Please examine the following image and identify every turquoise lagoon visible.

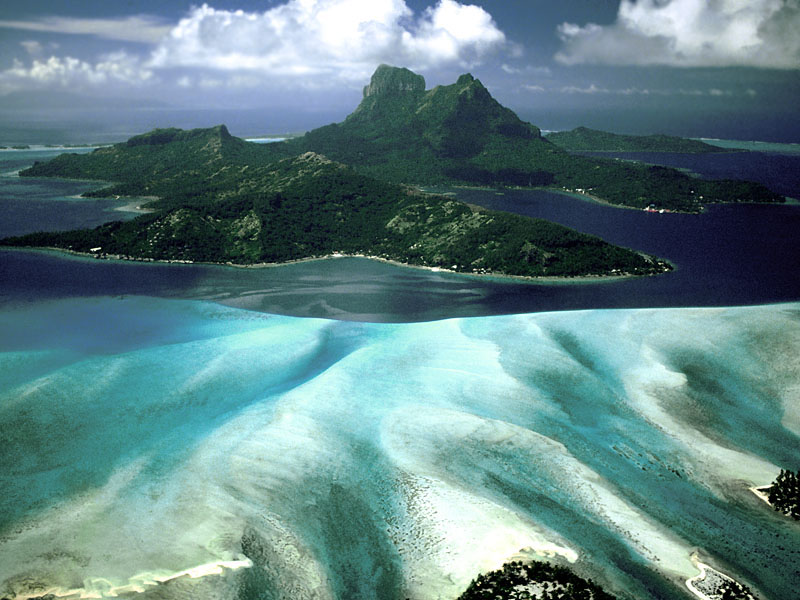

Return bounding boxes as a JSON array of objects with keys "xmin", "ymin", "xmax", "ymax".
[{"xmin": 1, "ymin": 298, "xmax": 799, "ymax": 599}]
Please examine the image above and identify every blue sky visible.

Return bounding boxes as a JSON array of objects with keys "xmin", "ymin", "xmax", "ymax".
[{"xmin": 1, "ymin": 1, "xmax": 798, "ymax": 140}]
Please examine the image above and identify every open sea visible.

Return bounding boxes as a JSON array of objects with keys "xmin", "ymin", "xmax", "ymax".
[{"xmin": 1, "ymin": 145, "xmax": 799, "ymax": 600}]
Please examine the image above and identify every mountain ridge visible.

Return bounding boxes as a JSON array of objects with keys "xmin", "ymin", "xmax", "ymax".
[
  {"xmin": 20, "ymin": 65, "xmax": 783, "ymax": 211},
  {"xmin": 278, "ymin": 65, "xmax": 781, "ymax": 209}
]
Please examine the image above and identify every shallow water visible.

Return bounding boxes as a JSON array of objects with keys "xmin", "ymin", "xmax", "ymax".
[{"xmin": 1, "ymin": 299, "xmax": 798, "ymax": 600}]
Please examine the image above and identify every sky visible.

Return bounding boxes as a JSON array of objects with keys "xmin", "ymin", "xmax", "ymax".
[{"xmin": 1, "ymin": 0, "xmax": 798, "ymax": 141}]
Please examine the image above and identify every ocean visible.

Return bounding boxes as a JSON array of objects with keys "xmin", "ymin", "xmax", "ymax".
[{"xmin": 0, "ymin": 145, "xmax": 799, "ymax": 600}]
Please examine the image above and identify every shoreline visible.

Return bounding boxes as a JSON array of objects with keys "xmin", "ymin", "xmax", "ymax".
[
  {"xmin": 66, "ymin": 194, "xmax": 157, "ymax": 214},
  {"xmin": 429, "ymin": 184, "xmax": 702, "ymax": 214},
  {"xmin": 685, "ymin": 556, "xmax": 756, "ymax": 600},
  {"xmin": 748, "ymin": 485, "xmax": 773, "ymax": 507},
  {"xmin": 113, "ymin": 199, "xmax": 156, "ymax": 214},
  {"xmin": 1, "ymin": 245, "xmax": 662, "ymax": 285},
  {"xmin": 547, "ymin": 188, "xmax": 703, "ymax": 214},
  {"xmin": 9, "ymin": 557, "xmax": 252, "ymax": 600}
]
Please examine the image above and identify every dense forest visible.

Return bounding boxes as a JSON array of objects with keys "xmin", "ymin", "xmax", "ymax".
[
  {"xmin": 6, "ymin": 152, "xmax": 668, "ymax": 277},
  {"xmin": 457, "ymin": 560, "xmax": 616, "ymax": 600}
]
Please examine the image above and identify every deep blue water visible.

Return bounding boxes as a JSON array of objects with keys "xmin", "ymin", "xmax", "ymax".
[{"xmin": 0, "ymin": 148, "xmax": 144, "ymax": 237}]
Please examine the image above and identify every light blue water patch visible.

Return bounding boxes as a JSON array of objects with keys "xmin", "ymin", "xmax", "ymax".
[
  {"xmin": 0, "ymin": 298, "xmax": 368, "ymax": 526},
  {"xmin": 696, "ymin": 138, "xmax": 800, "ymax": 154},
  {"xmin": 1, "ymin": 299, "xmax": 799, "ymax": 600}
]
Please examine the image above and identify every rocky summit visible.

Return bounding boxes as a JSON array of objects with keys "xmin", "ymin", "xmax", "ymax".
[{"xmin": 362, "ymin": 64, "xmax": 425, "ymax": 97}]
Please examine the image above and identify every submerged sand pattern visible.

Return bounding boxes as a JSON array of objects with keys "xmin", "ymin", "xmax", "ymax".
[{"xmin": 1, "ymin": 301, "xmax": 799, "ymax": 599}]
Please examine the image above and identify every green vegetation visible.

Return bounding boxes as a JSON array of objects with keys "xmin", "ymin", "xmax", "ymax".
[
  {"xmin": 457, "ymin": 560, "xmax": 616, "ymax": 600},
  {"xmin": 6, "ymin": 152, "xmax": 667, "ymax": 277},
  {"xmin": 546, "ymin": 127, "xmax": 730, "ymax": 154},
  {"xmin": 718, "ymin": 579, "xmax": 756, "ymax": 600},
  {"xmin": 21, "ymin": 66, "xmax": 782, "ymax": 213},
  {"xmin": 21, "ymin": 125, "xmax": 289, "ymax": 201},
  {"xmin": 8, "ymin": 65, "xmax": 783, "ymax": 274},
  {"xmin": 274, "ymin": 66, "xmax": 780, "ymax": 211},
  {"xmin": 768, "ymin": 468, "xmax": 800, "ymax": 519}
]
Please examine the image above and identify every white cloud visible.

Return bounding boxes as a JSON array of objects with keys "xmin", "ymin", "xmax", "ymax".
[
  {"xmin": 20, "ymin": 41, "xmax": 44, "ymax": 57},
  {"xmin": 502, "ymin": 63, "xmax": 551, "ymax": 76},
  {"xmin": 555, "ymin": 0, "xmax": 800, "ymax": 69},
  {"xmin": 560, "ymin": 83, "xmax": 610, "ymax": 94},
  {"xmin": 0, "ymin": 1, "xmax": 507, "ymax": 99},
  {"xmin": 0, "ymin": 15, "xmax": 172, "ymax": 44},
  {"xmin": 0, "ymin": 53, "xmax": 153, "ymax": 95},
  {"xmin": 148, "ymin": 0, "xmax": 506, "ymax": 82}
]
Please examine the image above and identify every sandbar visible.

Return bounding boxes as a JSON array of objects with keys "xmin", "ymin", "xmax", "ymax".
[{"xmin": 685, "ymin": 556, "xmax": 755, "ymax": 600}]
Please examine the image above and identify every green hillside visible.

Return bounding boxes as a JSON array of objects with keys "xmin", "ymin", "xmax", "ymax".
[
  {"xmin": 547, "ymin": 126, "xmax": 730, "ymax": 153},
  {"xmin": 22, "ymin": 124, "xmax": 290, "ymax": 201},
  {"xmin": 7, "ymin": 151, "xmax": 668, "ymax": 277},
  {"xmin": 458, "ymin": 560, "xmax": 616, "ymax": 600},
  {"xmin": 21, "ymin": 65, "xmax": 783, "ymax": 212},
  {"xmin": 280, "ymin": 66, "xmax": 781, "ymax": 211}
]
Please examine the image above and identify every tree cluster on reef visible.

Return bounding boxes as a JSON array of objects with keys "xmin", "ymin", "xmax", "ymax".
[
  {"xmin": 457, "ymin": 560, "xmax": 616, "ymax": 600},
  {"xmin": 768, "ymin": 468, "xmax": 800, "ymax": 519},
  {"xmin": 718, "ymin": 579, "xmax": 756, "ymax": 600}
]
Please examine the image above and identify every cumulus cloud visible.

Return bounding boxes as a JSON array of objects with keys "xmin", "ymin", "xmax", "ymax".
[
  {"xmin": 0, "ymin": 15, "xmax": 172, "ymax": 44},
  {"xmin": 0, "ymin": 53, "xmax": 153, "ymax": 95},
  {"xmin": 148, "ymin": 0, "xmax": 506, "ymax": 82},
  {"xmin": 555, "ymin": 0, "xmax": 800, "ymax": 69},
  {"xmin": 0, "ymin": 0, "xmax": 507, "ymax": 98}
]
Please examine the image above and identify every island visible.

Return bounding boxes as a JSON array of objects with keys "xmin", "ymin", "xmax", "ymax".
[
  {"xmin": 458, "ymin": 558, "xmax": 758, "ymax": 600},
  {"xmin": 278, "ymin": 66, "xmax": 782, "ymax": 211},
  {"xmin": 4, "ymin": 65, "xmax": 785, "ymax": 275},
  {"xmin": 767, "ymin": 468, "xmax": 800, "ymax": 520},
  {"xmin": 4, "ymin": 148, "xmax": 667, "ymax": 278},
  {"xmin": 546, "ymin": 126, "xmax": 733, "ymax": 154},
  {"xmin": 20, "ymin": 66, "xmax": 784, "ymax": 215}
]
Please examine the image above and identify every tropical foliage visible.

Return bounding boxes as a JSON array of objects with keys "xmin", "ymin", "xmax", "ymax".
[
  {"xmin": 768, "ymin": 468, "xmax": 800, "ymax": 519},
  {"xmin": 8, "ymin": 151, "xmax": 668, "ymax": 276},
  {"xmin": 457, "ymin": 560, "xmax": 616, "ymax": 600}
]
